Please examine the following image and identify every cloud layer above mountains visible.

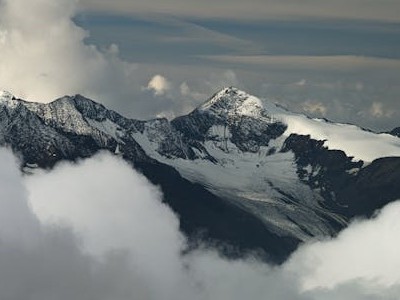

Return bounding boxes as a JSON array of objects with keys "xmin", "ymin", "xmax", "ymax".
[
  {"xmin": 0, "ymin": 0, "xmax": 240, "ymax": 120},
  {"xmin": 0, "ymin": 147, "xmax": 399, "ymax": 299},
  {"xmin": 81, "ymin": 0, "xmax": 400, "ymax": 22},
  {"xmin": 1, "ymin": 0, "xmax": 399, "ymax": 131},
  {"xmin": 0, "ymin": 0, "xmax": 143, "ymax": 112}
]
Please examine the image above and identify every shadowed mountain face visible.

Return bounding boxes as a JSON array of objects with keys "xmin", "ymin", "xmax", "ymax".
[
  {"xmin": 390, "ymin": 127, "xmax": 400, "ymax": 137},
  {"xmin": 1, "ymin": 88, "xmax": 399, "ymax": 263}
]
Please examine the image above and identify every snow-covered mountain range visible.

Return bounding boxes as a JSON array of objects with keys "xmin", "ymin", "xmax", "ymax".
[{"xmin": 1, "ymin": 87, "xmax": 400, "ymax": 263}]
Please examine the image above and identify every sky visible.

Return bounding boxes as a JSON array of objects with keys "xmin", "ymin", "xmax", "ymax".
[{"xmin": 0, "ymin": 0, "xmax": 399, "ymax": 131}]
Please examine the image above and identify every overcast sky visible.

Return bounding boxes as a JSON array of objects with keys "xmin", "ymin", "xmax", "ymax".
[
  {"xmin": 0, "ymin": 0, "xmax": 399, "ymax": 131},
  {"xmin": 77, "ymin": 0, "xmax": 400, "ymax": 131}
]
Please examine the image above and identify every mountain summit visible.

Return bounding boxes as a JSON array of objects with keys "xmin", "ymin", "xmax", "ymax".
[
  {"xmin": 198, "ymin": 87, "xmax": 277, "ymax": 118},
  {"xmin": 1, "ymin": 88, "xmax": 400, "ymax": 263}
]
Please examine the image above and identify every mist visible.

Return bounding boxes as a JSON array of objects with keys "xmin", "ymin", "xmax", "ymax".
[{"xmin": 0, "ymin": 147, "xmax": 398, "ymax": 299}]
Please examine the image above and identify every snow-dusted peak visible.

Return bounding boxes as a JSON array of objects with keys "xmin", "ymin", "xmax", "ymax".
[
  {"xmin": 0, "ymin": 90, "xmax": 19, "ymax": 109},
  {"xmin": 197, "ymin": 87, "xmax": 286, "ymax": 121},
  {"xmin": 390, "ymin": 127, "xmax": 400, "ymax": 138},
  {"xmin": 195, "ymin": 87, "xmax": 400, "ymax": 162},
  {"xmin": 0, "ymin": 90, "xmax": 14, "ymax": 99}
]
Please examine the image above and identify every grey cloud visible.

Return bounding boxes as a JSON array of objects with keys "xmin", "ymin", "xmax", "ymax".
[
  {"xmin": 0, "ymin": 149, "xmax": 142, "ymax": 300},
  {"xmin": 203, "ymin": 55, "xmax": 400, "ymax": 71},
  {"xmin": 76, "ymin": 11, "xmax": 400, "ymax": 131},
  {"xmin": 0, "ymin": 0, "xmax": 147, "ymax": 117},
  {"xmin": 302, "ymin": 101, "xmax": 328, "ymax": 116},
  {"xmin": 80, "ymin": 0, "xmax": 400, "ymax": 22},
  {"xmin": 193, "ymin": 55, "xmax": 399, "ymax": 131},
  {"xmin": 1, "ymin": 148, "xmax": 400, "ymax": 299},
  {"xmin": 0, "ymin": 0, "xmax": 252, "ymax": 121},
  {"xmin": 1, "ymin": 0, "xmax": 398, "ymax": 133}
]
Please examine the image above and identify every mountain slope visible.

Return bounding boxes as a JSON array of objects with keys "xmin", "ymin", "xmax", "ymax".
[
  {"xmin": 1, "ymin": 88, "xmax": 400, "ymax": 263},
  {"xmin": 390, "ymin": 127, "xmax": 400, "ymax": 137}
]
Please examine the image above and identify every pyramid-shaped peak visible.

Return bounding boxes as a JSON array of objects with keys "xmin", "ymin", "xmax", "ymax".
[
  {"xmin": 198, "ymin": 87, "xmax": 276, "ymax": 119},
  {"xmin": 0, "ymin": 90, "xmax": 19, "ymax": 109},
  {"xmin": 200, "ymin": 86, "xmax": 257, "ymax": 108},
  {"xmin": 209, "ymin": 86, "xmax": 249, "ymax": 100},
  {"xmin": 0, "ymin": 90, "xmax": 15, "ymax": 100}
]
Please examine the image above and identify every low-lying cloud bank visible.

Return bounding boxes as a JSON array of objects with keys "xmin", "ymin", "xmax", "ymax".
[{"xmin": 1, "ymin": 147, "xmax": 399, "ymax": 299}]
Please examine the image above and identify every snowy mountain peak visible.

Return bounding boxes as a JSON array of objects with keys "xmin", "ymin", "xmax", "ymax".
[
  {"xmin": 198, "ymin": 87, "xmax": 280, "ymax": 120},
  {"xmin": 1, "ymin": 87, "xmax": 400, "ymax": 262},
  {"xmin": 0, "ymin": 90, "xmax": 14, "ymax": 99},
  {"xmin": 0, "ymin": 90, "xmax": 19, "ymax": 109},
  {"xmin": 390, "ymin": 127, "xmax": 400, "ymax": 138}
]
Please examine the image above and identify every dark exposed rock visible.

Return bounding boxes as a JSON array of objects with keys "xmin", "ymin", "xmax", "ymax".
[
  {"xmin": 389, "ymin": 127, "xmax": 400, "ymax": 137},
  {"xmin": 1, "ymin": 88, "xmax": 399, "ymax": 264}
]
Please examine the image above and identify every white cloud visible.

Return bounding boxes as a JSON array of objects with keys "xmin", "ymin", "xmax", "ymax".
[
  {"xmin": 0, "ymin": 0, "xmax": 147, "ymax": 115},
  {"xmin": 142, "ymin": 70, "xmax": 240, "ymax": 119},
  {"xmin": 0, "ymin": 148, "xmax": 150, "ymax": 300},
  {"xmin": 26, "ymin": 153, "xmax": 189, "ymax": 299},
  {"xmin": 286, "ymin": 201, "xmax": 400, "ymax": 292},
  {"xmin": 0, "ymin": 0, "xmax": 204, "ymax": 120},
  {"xmin": 205, "ymin": 69, "xmax": 240, "ymax": 91},
  {"xmin": 295, "ymin": 79, "xmax": 307, "ymax": 86},
  {"xmin": 145, "ymin": 74, "xmax": 172, "ymax": 96},
  {"xmin": 180, "ymin": 81, "xmax": 191, "ymax": 96},
  {"xmin": 180, "ymin": 81, "xmax": 207, "ymax": 101},
  {"xmin": 0, "ymin": 147, "xmax": 398, "ymax": 299},
  {"xmin": 371, "ymin": 102, "xmax": 384, "ymax": 117},
  {"xmin": 0, "ymin": 148, "xmax": 41, "ymax": 247},
  {"xmin": 369, "ymin": 102, "xmax": 394, "ymax": 118},
  {"xmin": 302, "ymin": 100, "xmax": 328, "ymax": 116}
]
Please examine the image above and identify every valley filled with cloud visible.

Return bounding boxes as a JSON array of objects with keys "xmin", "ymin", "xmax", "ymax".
[{"xmin": 0, "ymin": 148, "xmax": 399, "ymax": 300}]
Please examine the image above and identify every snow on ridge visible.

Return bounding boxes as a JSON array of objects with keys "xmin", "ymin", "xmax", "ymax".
[
  {"xmin": 86, "ymin": 118, "xmax": 123, "ymax": 143},
  {"xmin": 198, "ymin": 87, "xmax": 284, "ymax": 119},
  {"xmin": 198, "ymin": 87, "xmax": 235, "ymax": 110},
  {"xmin": 281, "ymin": 114, "xmax": 400, "ymax": 162},
  {"xmin": 0, "ymin": 90, "xmax": 14, "ymax": 99},
  {"xmin": 0, "ymin": 90, "xmax": 19, "ymax": 109},
  {"xmin": 198, "ymin": 87, "xmax": 400, "ymax": 162}
]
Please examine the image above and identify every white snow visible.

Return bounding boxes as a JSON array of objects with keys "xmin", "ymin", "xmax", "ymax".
[
  {"xmin": 132, "ymin": 128, "xmax": 343, "ymax": 240},
  {"xmin": 5, "ymin": 87, "xmax": 397, "ymax": 240},
  {"xmin": 200, "ymin": 88, "xmax": 400, "ymax": 162},
  {"xmin": 24, "ymin": 98, "xmax": 95, "ymax": 135},
  {"xmin": 26, "ymin": 163, "xmax": 38, "ymax": 168},
  {"xmin": 280, "ymin": 114, "xmax": 400, "ymax": 162},
  {"xmin": 0, "ymin": 90, "xmax": 18, "ymax": 109},
  {"xmin": 86, "ymin": 118, "xmax": 124, "ymax": 143},
  {"xmin": 0, "ymin": 90, "xmax": 13, "ymax": 99},
  {"xmin": 129, "ymin": 88, "xmax": 400, "ymax": 239}
]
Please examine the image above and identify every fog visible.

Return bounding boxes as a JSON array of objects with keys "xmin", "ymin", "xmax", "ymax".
[{"xmin": 0, "ymin": 148, "xmax": 398, "ymax": 299}]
